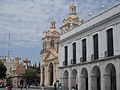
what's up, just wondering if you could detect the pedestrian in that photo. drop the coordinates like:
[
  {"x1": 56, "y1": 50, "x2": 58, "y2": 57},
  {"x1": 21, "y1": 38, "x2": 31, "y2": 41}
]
[
  {"x1": 20, "y1": 84, "x2": 23, "y2": 90},
  {"x1": 72, "y1": 86, "x2": 75, "y2": 90},
  {"x1": 41, "y1": 86, "x2": 45, "y2": 90},
  {"x1": 75, "y1": 84, "x2": 78, "y2": 90},
  {"x1": 58, "y1": 82, "x2": 62, "y2": 90},
  {"x1": 54, "y1": 82, "x2": 57, "y2": 90},
  {"x1": 26, "y1": 85, "x2": 28, "y2": 90},
  {"x1": 8, "y1": 85, "x2": 12, "y2": 90}
]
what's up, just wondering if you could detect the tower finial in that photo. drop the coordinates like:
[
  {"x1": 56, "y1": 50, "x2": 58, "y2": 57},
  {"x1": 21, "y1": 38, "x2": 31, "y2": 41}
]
[
  {"x1": 69, "y1": 0, "x2": 77, "y2": 15},
  {"x1": 50, "y1": 18, "x2": 56, "y2": 29},
  {"x1": 72, "y1": 0, "x2": 75, "y2": 5},
  {"x1": 52, "y1": 17, "x2": 55, "y2": 21}
]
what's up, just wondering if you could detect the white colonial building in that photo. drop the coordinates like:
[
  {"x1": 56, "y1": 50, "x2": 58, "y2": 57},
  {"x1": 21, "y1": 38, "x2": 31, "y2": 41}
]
[{"x1": 59, "y1": 3, "x2": 120, "y2": 90}]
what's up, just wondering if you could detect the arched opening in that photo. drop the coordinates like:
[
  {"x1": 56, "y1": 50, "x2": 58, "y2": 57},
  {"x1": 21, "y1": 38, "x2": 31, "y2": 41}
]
[
  {"x1": 105, "y1": 63, "x2": 116, "y2": 90},
  {"x1": 91, "y1": 66, "x2": 101, "y2": 90},
  {"x1": 63, "y1": 70, "x2": 69, "y2": 90},
  {"x1": 20, "y1": 80, "x2": 24, "y2": 85},
  {"x1": 42, "y1": 67, "x2": 45, "y2": 86},
  {"x1": 80, "y1": 68, "x2": 88, "y2": 90},
  {"x1": 71, "y1": 69, "x2": 78, "y2": 89},
  {"x1": 49, "y1": 63, "x2": 54, "y2": 86}
]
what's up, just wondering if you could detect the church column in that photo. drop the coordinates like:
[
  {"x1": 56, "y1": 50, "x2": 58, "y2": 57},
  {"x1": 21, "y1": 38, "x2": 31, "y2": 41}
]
[
  {"x1": 40, "y1": 68, "x2": 43, "y2": 86},
  {"x1": 54, "y1": 63, "x2": 57, "y2": 82},
  {"x1": 45, "y1": 66, "x2": 48, "y2": 86},
  {"x1": 46, "y1": 66, "x2": 49, "y2": 86},
  {"x1": 56, "y1": 64, "x2": 59, "y2": 81},
  {"x1": 48, "y1": 67, "x2": 50, "y2": 86}
]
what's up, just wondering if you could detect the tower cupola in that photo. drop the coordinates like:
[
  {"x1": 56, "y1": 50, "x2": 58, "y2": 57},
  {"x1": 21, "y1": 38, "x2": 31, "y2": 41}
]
[
  {"x1": 69, "y1": 4, "x2": 77, "y2": 15},
  {"x1": 50, "y1": 19, "x2": 56, "y2": 29}
]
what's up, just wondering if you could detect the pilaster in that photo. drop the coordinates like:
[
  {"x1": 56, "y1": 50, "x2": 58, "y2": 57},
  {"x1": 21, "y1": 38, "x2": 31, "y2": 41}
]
[
  {"x1": 68, "y1": 70, "x2": 71, "y2": 90},
  {"x1": 104, "y1": 74, "x2": 111, "y2": 90},
  {"x1": 40, "y1": 68, "x2": 43, "y2": 86}
]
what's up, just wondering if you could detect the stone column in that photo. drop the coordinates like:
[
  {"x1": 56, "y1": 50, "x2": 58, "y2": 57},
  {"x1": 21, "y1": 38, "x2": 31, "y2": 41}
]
[
  {"x1": 45, "y1": 66, "x2": 48, "y2": 86},
  {"x1": 78, "y1": 70, "x2": 80, "y2": 90},
  {"x1": 104, "y1": 74, "x2": 111, "y2": 90},
  {"x1": 88, "y1": 71, "x2": 91, "y2": 90},
  {"x1": 54, "y1": 64, "x2": 56, "y2": 82},
  {"x1": 56, "y1": 64, "x2": 59, "y2": 80},
  {"x1": 40, "y1": 68, "x2": 43, "y2": 86},
  {"x1": 91, "y1": 76, "x2": 97, "y2": 90},
  {"x1": 68, "y1": 71, "x2": 71, "y2": 90},
  {"x1": 116, "y1": 60, "x2": 120, "y2": 90},
  {"x1": 47, "y1": 66, "x2": 50, "y2": 85},
  {"x1": 101, "y1": 71, "x2": 105, "y2": 90}
]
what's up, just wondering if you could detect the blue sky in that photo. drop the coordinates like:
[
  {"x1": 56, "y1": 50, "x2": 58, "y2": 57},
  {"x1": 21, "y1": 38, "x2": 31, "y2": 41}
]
[{"x1": 0, "y1": 0, "x2": 118, "y2": 64}]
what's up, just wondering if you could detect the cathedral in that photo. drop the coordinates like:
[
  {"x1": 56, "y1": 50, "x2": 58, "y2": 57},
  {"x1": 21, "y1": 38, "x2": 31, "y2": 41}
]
[{"x1": 40, "y1": 20, "x2": 60, "y2": 86}]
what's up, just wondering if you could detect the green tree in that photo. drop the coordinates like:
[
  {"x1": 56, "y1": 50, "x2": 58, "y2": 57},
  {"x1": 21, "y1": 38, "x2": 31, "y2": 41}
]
[
  {"x1": 0, "y1": 61, "x2": 7, "y2": 79},
  {"x1": 22, "y1": 69, "x2": 37, "y2": 86},
  {"x1": 6, "y1": 78, "x2": 12, "y2": 86}
]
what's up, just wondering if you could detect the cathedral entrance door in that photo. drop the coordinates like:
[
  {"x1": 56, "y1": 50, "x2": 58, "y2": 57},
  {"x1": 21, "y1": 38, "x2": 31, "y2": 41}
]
[{"x1": 49, "y1": 63, "x2": 54, "y2": 86}]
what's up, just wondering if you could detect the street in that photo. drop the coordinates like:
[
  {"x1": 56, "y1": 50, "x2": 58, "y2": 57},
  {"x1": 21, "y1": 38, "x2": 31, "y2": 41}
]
[{"x1": 0, "y1": 87, "x2": 55, "y2": 90}]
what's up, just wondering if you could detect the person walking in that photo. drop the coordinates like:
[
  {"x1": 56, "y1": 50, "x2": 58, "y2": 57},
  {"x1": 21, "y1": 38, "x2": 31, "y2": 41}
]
[
  {"x1": 54, "y1": 82, "x2": 57, "y2": 90},
  {"x1": 72, "y1": 86, "x2": 75, "y2": 90},
  {"x1": 41, "y1": 86, "x2": 45, "y2": 90},
  {"x1": 75, "y1": 84, "x2": 78, "y2": 90},
  {"x1": 58, "y1": 82, "x2": 62, "y2": 90},
  {"x1": 20, "y1": 85, "x2": 23, "y2": 90}
]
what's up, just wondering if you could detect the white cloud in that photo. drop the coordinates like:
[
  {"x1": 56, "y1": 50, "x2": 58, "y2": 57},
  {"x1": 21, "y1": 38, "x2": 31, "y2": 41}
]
[{"x1": 0, "y1": 0, "x2": 117, "y2": 48}]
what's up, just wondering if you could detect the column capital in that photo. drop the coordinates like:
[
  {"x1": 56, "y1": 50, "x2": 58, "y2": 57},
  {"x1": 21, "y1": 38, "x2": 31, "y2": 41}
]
[
  {"x1": 91, "y1": 75, "x2": 97, "y2": 77},
  {"x1": 104, "y1": 74, "x2": 111, "y2": 76},
  {"x1": 80, "y1": 76, "x2": 87, "y2": 78}
]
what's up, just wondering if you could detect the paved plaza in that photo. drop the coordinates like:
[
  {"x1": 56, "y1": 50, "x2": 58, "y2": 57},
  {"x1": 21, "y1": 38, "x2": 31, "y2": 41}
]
[
  {"x1": 0, "y1": 87, "x2": 55, "y2": 90},
  {"x1": 0, "y1": 88, "x2": 41, "y2": 90}
]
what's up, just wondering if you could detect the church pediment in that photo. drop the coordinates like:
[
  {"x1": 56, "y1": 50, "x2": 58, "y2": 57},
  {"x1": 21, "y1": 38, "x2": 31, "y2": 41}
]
[
  {"x1": 41, "y1": 51, "x2": 48, "y2": 60},
  {"x1": 43, "y1": 49, "x2": 58, "y2": 61}
]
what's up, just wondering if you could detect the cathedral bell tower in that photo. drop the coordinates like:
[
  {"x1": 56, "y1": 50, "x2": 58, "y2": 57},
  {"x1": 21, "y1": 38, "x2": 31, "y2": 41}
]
[
  {"x1": 41, "y1": 19, "x2": 60, "y2": 53},
  {"x1": 60, "y1": 2, "x2": 83, "y2": 33},
  {"x1": 40, "y1": 20, "x2": 60, "y2": 86}
]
